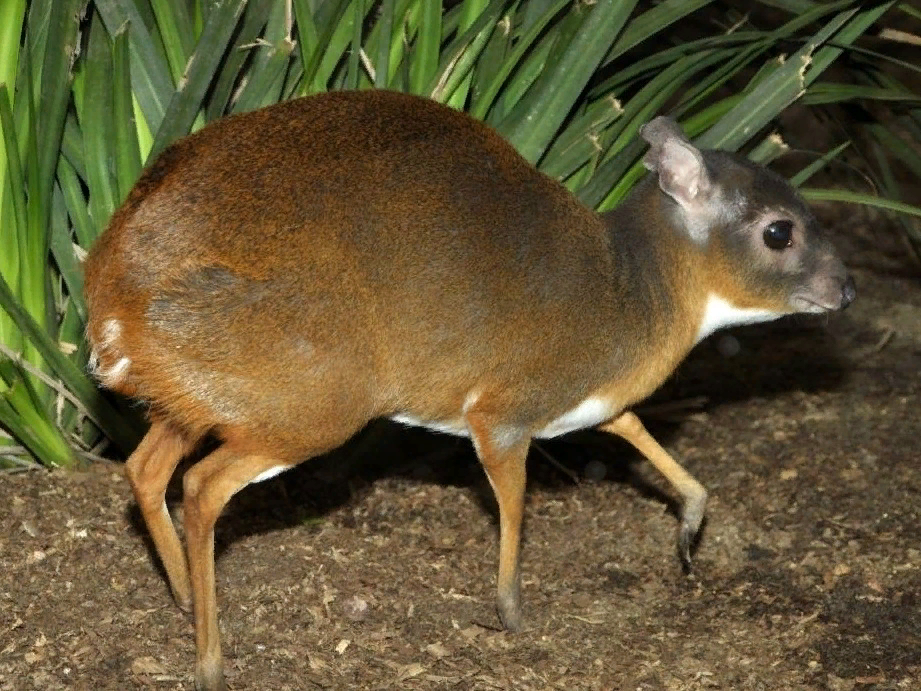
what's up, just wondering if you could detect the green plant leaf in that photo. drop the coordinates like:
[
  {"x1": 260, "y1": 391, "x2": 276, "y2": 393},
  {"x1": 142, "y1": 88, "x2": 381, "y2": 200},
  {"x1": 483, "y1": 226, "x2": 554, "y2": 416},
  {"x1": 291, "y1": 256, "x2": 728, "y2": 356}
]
[
  {"x1": 80, "y1": 10, "x2": 118, "y2": 234},
  {"x1": 695, "y1": 5, "x2": 857, "y2": 151},
  {"x1": 49, "y1": 184, "x2": 86, "y2": 324},
  {"x1": 95, "y1": 0, "x2": 174, "y2": 140},
  {"x1": 790, "y1": 140, "x2": 851, "y2": 187},
  {"x1": 802, "y1": 187, "x2": 921, "y2": 218},
  {"x1": 151, "y1": 0, "x2": 196, "y2": 85},
  {"x1": 148, "y1": 0, "x2": 248, "y2": 160},
  {"x1": 428, "y1": 0, "x2": 503, "y2": 103},
  {"x1": 0, "y1": 267, "x2": 141, "y2": 455},
  {"x1": 502, "y1": 0, "x2": 639, "y2": 164},
  {"x1": 409, "y1": 0, "x2": 443, "y2": 95},
  {"x1": 469, "y1": 0, "x2": 571, "y2": 122},
  {"x1": 112, "y1": 25, "x2": 142, "y2": 204}
]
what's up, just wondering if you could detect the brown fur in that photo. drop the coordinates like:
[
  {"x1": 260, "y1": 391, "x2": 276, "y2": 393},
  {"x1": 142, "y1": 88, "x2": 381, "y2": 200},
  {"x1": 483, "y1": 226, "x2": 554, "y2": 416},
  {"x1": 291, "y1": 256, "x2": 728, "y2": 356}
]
[{"x1": 84, "y1": 90, "x2": 853, "y2": 691}]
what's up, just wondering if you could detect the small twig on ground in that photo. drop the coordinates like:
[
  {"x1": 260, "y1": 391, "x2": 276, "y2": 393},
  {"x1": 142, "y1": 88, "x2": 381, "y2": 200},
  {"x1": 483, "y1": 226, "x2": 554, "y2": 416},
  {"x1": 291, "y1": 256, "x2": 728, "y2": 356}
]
[
  {"x1": 855, "y1": 326, "x2": 895, "y2": 358},
  {"x1": 532, "y1": 442, "x2": 580, "y2": 484},
  {"x1": 636, "y1": 396, "x2": 709, "y2": 422}
]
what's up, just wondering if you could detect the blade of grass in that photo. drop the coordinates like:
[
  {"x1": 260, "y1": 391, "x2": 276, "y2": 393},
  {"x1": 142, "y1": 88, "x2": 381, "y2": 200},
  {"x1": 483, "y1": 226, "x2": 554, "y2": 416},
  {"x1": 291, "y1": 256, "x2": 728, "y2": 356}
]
[
  {"x1": 539, "y1": 94, "x2": 625, "y2": 181},
  {"x1": 789, "y1": 140, "x2": 850, "y2": 186},
  {"x1": 21, "y1": 0, "x2": 82, "y2": 368},
  {"x1": 0, "y1": 0, "x2": 25, "y2": 240},
  {"x1": 112, "y1": 24, "x2": 142, "y2": 203},
  {"x1": 577, "y1": 138, "x2": 646, "y2": 210},
  {"x1": 802, "y1": 188, "x2": 921, "y2": 219},
  {"x1": 373, "y1": 0, "x2": 396, "y2": 88},
  {"x1": 494, "y1": 1, "x2": 583, "y2": 127},
  {"x1": 317, "y1": 0, "x2": 378, "y2": 91},
  {"x1": 748, "y1": 132, "x2": 790, "y2": 164},
  {"x1": 95, "y1": 0, "x2": 175, "y2": 138},
  {"x1": 0, "y1": 267, "x2": 141, "y2": 455},
  {"x1": 469, "y1": 2, "x2": 512, "y2": 102},
  {"x1": 501, "y1": 0, "x2": 639, "y2": 164},
  {"x1": 695, "y1": 7, "x2": 859, "y2": 151},
  {"x1": 587, "y1": 51, "x2": 722, "y2": 174},
  {"x1": 386, "y1": 9, "x2": 411, "y2": 92},
  {"x1": 232, "y1": 1, "x2": 298, "y2": 113},
  {"x1": 149, "y1": 0, "x2": 248, "y2": 160},
  {"x1": 0, "y1": 85, "x2": 28, "y2": 265},
  {"x1": 803, "y1": 2, "x2": 896, "y2": 89},
  {"x1": 59, "y1": 113, "x2": 86, "y2": 181},
  {"x1": 483, "y1": 14, "x2": 559, "y2": 125},
  {"x1": 151, "y1": 0, "x2": 196, "y2": 85},
  {"x1": 602, "y1": 0, "x2": 715, "y2": 66},
  {"x1": 292, "y1": 0, "x2": 319, "y2": 64},
  {"x1": 429, "y1": 0, "x2": 503, "y2": 104},
  {"x1": 208, "y1": 1, "x2": 274, "y2": 118},
  {"x1": 48, "y1": 184, "x2": 86, "y2": 324},
  {"x1": 56, "y1": 155, "x2": 95, "y2": 248},
  {"x1": 1, "y1": 0, "x2": 38, "y2": 361},
  {"x1": 345, "y1": 0, "x2": 365, "y2": 89},
  {"x1": 0, "y1": 83, "x2": 27, "y2": 357},
  {"x1": 755, "y1": 0, "x2": 818, "y2": 13},
  {"x1": 0, "y1": 380, "x2": 72, "y2": 466},
  {"x1": 803, "y1": 82, "x2": 921, "y2": 106},
  {"x1": 443, "y1": 0, "x2": 490, "y2": 107},
  {"x1": 80, "y1": 9, "x2": 118, "y2": 234},
  {"x1": 409, "y1": 0, "x2": 442, "y2": 95},
  {"x1": 865, "y1": 122, "x2": 921, "y2": 181},
  {"x1": 298, "y1": 0, "x2": 359, "y2": 94}
]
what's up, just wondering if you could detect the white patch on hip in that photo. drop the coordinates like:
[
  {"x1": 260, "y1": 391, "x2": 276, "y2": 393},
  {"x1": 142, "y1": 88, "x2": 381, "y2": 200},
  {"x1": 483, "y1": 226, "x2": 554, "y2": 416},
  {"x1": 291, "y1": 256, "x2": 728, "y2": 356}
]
[
  {"x1": 90, "y1": 318, "x2": 133, "y2": 386},
  {"x1": 695, "y1": 294, "x2": 783, "y2": 344},
  {"x1": 248, "y1": 465, "x2": 292, "y2": 486},
  {"x1": 536, "y1": 397, "x2": 615, "y2": 439},
  {"x1": 100, "y1": 318, "x2": 122, "y2": 347},
  {"x1": 100, "y1": 357, "x2": 131, "y2": 386}
]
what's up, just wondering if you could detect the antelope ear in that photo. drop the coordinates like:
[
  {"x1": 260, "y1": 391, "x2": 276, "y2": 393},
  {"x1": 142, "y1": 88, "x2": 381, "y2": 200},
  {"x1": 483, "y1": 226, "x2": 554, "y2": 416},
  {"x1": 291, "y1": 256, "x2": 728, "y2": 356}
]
[{"x1": 640, "y1": 116, "x2": 711, "y2": 210}]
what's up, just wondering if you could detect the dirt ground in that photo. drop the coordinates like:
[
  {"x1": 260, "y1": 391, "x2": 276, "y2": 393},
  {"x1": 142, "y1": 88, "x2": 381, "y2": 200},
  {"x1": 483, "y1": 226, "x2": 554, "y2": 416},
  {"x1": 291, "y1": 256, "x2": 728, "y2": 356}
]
[{"x1": 1, "y1": 203, "x2": 919, "y2": 690}]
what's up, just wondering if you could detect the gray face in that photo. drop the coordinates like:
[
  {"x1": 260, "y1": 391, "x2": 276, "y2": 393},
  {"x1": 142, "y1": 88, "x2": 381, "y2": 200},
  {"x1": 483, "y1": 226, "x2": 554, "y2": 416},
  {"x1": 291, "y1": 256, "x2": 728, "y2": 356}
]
[{"x1": 702, "y1": 151, "x2": 855, "y2": 315}]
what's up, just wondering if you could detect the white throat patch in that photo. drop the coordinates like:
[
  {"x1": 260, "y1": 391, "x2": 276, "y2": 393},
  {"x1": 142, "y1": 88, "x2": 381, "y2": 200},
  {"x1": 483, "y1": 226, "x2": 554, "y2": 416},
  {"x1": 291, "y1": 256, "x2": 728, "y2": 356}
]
[{"x1": 695, "y1": 294, "x2": 784, "y2": 343}]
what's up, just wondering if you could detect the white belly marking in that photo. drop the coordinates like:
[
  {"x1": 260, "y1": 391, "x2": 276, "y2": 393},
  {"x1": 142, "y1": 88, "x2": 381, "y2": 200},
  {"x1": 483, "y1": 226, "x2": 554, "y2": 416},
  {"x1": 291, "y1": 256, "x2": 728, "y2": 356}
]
[
  {"x1": 389, "y1": 414, "x2": 470, "y2": 438},
  {"x1": 248, "y1": 465, "x2": 291, "y2": 486},
  {"x1": 391, "y1": 396, "x2": 616, "y2": 441},
  {"x1": 536, "y1": 397, "x2": 615, "y2": 439}
]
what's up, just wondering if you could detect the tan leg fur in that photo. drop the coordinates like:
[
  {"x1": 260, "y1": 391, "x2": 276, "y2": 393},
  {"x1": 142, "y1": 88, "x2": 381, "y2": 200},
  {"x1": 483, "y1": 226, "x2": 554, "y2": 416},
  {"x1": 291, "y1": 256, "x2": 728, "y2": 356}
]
[{"x1": 601, "y1": 411, "x2": 708, "y2": 566}]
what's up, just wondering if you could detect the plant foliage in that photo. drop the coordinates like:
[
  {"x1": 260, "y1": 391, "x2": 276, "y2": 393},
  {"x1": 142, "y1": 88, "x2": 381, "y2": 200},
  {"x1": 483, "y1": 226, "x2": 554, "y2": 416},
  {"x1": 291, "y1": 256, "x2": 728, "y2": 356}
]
[{"x1": 0, "y1": 0, "x2": 918, "y2": 468}]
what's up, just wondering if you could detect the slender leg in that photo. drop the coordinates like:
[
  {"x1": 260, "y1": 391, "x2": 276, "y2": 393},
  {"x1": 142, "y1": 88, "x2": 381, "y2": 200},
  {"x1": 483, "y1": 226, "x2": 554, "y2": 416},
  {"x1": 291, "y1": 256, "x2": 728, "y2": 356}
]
[
  {"x1": 600, "y1": 411, "x2": 707, "y2": 567},
  {"x1": 124, "y1": 421, "x2": 198, "y2": 609},
  {"x1": 464, "y1": 411, "x2": 530, "y2": 631},
  {"x1": 182, "y1": 446, "x2": 292, "y2": 691}
]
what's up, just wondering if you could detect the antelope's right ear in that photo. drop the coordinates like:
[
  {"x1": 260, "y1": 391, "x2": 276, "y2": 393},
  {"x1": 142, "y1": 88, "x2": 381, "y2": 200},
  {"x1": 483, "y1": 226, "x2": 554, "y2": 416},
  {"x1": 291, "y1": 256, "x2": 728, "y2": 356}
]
[{"x1": 640, "y1": 116, "x2": 712, "y2": 212}]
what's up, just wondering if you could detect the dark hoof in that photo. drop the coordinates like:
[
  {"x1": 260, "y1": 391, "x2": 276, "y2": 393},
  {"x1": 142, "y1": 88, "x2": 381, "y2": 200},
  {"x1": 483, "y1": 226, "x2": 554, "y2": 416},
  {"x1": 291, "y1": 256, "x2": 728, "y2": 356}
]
[
  {"x1": 677, "y1": 490, "x2": 707, "y2": 572},
  {"x1": 195, "y1": 659, "x2": 226, "y2": 691},
  {"x1": 498, "y1": 593, "x2": 522, "y2": 632},
  {"x1": 678, "y1": 521, "x2": 697, "y2": 571}
]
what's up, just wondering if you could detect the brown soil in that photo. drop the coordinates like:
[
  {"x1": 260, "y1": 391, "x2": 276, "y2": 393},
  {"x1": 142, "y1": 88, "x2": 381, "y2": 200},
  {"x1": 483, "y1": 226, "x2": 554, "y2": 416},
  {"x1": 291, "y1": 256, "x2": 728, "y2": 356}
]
[{"x1": 2, "y1": 205, "x2": 920, "y2": 690}]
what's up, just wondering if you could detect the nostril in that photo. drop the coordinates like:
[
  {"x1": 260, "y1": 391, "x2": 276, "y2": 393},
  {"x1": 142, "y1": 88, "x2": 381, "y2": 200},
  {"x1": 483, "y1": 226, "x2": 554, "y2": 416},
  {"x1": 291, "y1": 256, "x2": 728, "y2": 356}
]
[{"x1": 841, "y1": 275, "x2": 856, "y2": 309}]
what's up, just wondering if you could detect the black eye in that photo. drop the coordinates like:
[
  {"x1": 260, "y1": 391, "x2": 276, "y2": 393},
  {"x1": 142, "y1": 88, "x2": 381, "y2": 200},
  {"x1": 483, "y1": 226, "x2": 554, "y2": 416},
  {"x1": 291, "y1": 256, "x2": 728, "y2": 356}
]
[{"x1": 763, "y1": 220, "x2": 794, "y2": 250}]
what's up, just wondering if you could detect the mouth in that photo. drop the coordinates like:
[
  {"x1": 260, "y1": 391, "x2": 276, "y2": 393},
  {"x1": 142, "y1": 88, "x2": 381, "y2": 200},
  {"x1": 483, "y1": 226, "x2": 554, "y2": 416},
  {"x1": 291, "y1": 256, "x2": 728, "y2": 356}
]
[
  {"x1": 789, "y1": 295, "x2": 837, "y2": 314},
  {"x1": 790, "y1": 275, "x2": 856, "y2": 313}
]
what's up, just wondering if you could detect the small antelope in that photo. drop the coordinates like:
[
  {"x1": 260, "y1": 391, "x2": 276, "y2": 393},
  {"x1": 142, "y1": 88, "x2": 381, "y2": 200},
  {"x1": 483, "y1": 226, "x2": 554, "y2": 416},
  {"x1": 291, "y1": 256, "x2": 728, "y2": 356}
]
[{"x1": 84, "y1": 89, "x2": 854, "y2": 690}]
